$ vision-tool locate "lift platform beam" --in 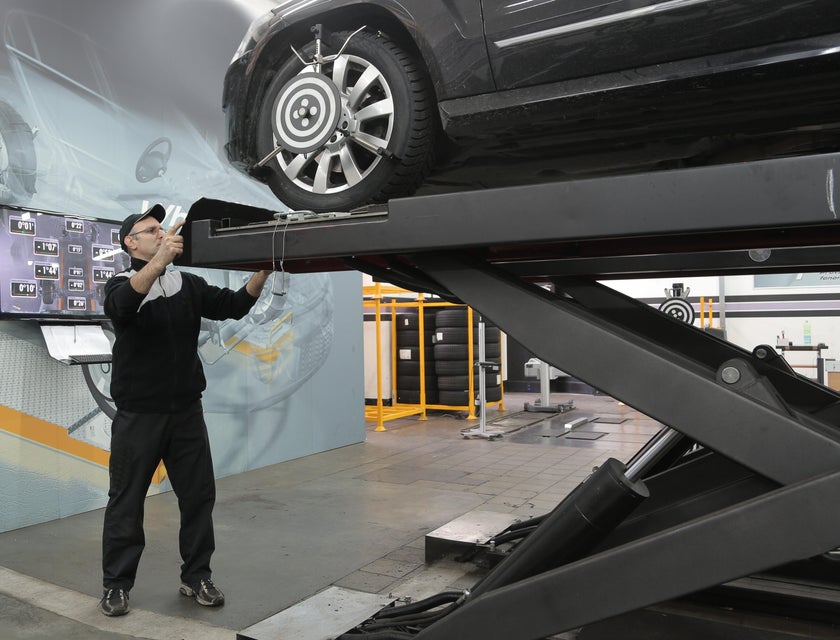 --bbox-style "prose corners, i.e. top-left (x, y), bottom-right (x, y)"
top-left (185, 152), bottom-right (840, 278)
top-left (186, 152), bottom-right (840, 639)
